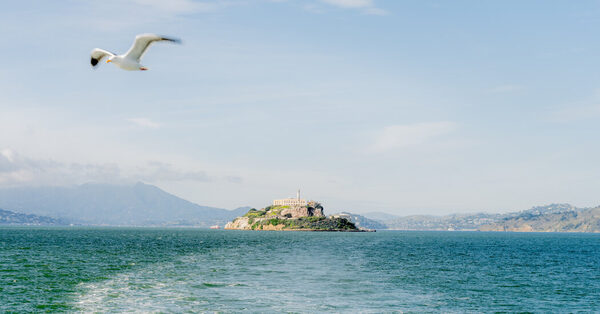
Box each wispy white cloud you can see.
[0,149,239,187]
[0,149,119,186]
[320,0,373,8]
[130,0,221,14]
[370,122,457,153]
[0,149,16,165]
[549,103,600,122]
[127,117,161,129]
[79,0,387,30]
[80,0,222,31]
[488,84,524,94]
[548,88,600,122]
[319,0,386,15]
[364,7,387,15]
[135,161,212,182]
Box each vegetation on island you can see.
[227,204,364,232]
[248,216,357,231]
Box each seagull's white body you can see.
[90,33,181,71]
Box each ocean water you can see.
[1,228,599,312]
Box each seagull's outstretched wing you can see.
[124,33,181,62]
[90,48,115,67]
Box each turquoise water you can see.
[1,228,599,312]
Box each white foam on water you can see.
[72,245,442,313]
[73,255,227,312]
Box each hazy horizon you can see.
[2,1,600,216]
[0,181,592,218]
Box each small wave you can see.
[202,282,247,288]
[202,282,227,288]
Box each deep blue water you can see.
[1,227,599,312]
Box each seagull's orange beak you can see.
[106,60,112,63]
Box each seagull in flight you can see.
[90,34,181,71]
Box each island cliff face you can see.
[225,203,362,231]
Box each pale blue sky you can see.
[2,0,600,215]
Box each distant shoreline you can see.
[2,225,600,234]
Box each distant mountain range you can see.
[0,208,67,225]
[362,203,600,232]
[372,212,503,231]
[0,184,598,233]
[479,204,600,232]
[0,182,248,227]
[330,212,387,230]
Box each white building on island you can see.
[273,189,307,207]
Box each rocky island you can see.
[225,191,367,232]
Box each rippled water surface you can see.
[1,227,599,312]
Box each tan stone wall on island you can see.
[273,198,307,207]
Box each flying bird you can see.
[90,34,181,71]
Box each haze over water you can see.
[1,227,599,312]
